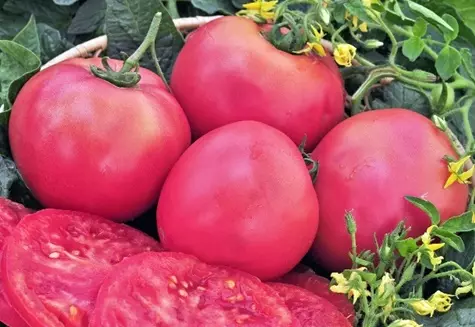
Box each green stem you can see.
[391,25,438,60]
[150,45,170,92]
[331,24,348,44]
[374,14,398,65]
[419,268,472,285]
[166,0,180,19]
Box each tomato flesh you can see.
[310,109,469,272]
[0,198,31,327]
[2,208,162,327]
[157,121,319,281]
[90,251,296,327]
[268,282,352,327]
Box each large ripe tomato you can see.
[310,109,469,272]
[267,282,352,327]
[9,57,191,222]
[0,198,31,327]
[90,252,297,327]
[2,209,163,327]
[157,121,319,281]
[170,16,345,151]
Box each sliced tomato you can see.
[268,282,353,327]
[90,251,297,327]
[277,266,355,323]
[2,208,162,327]
[0,197,32,327]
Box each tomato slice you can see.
[0,197,32,327]
[268,282,353,327]
[277,266,355,323]
[2,208,162,327]
[90,251,297,327]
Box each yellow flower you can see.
[428,291,454,312]
[472,209,475,224]
[294,24,326,57]
[421,225,445,252]
[377,272,395,296]
[330,270,370,304]
[388,320,423,327]
[238,0,277,21]
[444,155,475,189]
[427,250,444,267]
[330,272,350,294]
[333,44,357,67]
[345,11,368,32]
[410,299,436,317]
[455,262,475,298]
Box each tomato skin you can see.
[170,16,345,151]
[8,57,191,222]
[310,109,469,272]
[157,121,319,281]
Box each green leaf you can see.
[0,41,41,111]
[413,17,428,37]
[0,10,29,40]
[344,0,377,25]
[396,238,419,257]
[431,227,465,252]
[444,231,475,270]
[12,15,41,57]
[37,23,74,64]
[3,0,79,30]
[460,48,475,83]
[68,0,106,35]
[416,296,475,326]
[405,196,441,225]
[441,14,459,43]
[402,36,425,62]
[444,0,475,38]
[191,0,235,15]
[407,0,454,32]
[441,211,475,233]
[435,45,462,80]
[370,82,432,117]
[385,1,415,26]
[105,0,185,81]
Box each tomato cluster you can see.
[2,15,469,327]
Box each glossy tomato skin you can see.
[9,58,191,222]
[157,121,319,281]
[310,109,469,272]
[170,16,345,151]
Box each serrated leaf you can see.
[413,17,428,37]
[68,0,106,35]
[396,238,418,257]
[53,0,80,4]
[460,48,475,83]
[37,23,74,64]
[432,227,465,252]
[370,82,431,116]
[441,211,475,233]
[407,0,454,32]
[402,36,425,62]
[435,45,462,80]
[12,15,41,57]
[441,14,459,43]
[405,196,441,225]
[105,0,185,81]
[0,41,41,111]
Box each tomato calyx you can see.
[90,12,169,89]
[299,135,318,183]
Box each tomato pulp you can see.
[1,209,162,327]
[90,252,296,327]
[310,109,469,272]
[170,16,345,151]
[9,57,191,222]
[0,198,31,327]
[268,282,353,327]
[157,121,319,281]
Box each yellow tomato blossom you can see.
[421,225,445,252]
[238,0,277,21]
[410,299,436,317]
[428,291,453,313]
[330,272,350,294]
[333,44,357,67]
[444,155,475,189]
[344,0,379,32]
[294,24,326,56]
[455,263,475,298]
[388,320,423,327]
[330,269,370,304]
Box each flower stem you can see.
[166,0,180,19]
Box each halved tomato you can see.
[0,197,31,327]
[268,282,353,327]
[90,251,297,327]
[1,208,162,327]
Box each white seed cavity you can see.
[170,275,178,284]
[178,289,188,297]
[181,281,189,289]
[48,252,60,259]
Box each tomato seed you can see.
[178,289,188,297]
[225,280,236,289]
[48,252,60,259]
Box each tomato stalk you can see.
[90,12,169,89]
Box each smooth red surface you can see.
[9,57,191,222]
[170,16,345,151]
[0,198,31,327]
[157,121,319,281]
[277,266,355,323]
[90,251,296,327]
[311,109,470,272]
[268,282,352,327]
[2,209,162,327]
